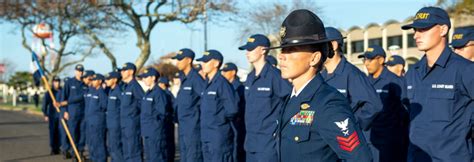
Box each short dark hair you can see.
[336,42,344,53]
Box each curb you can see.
[0,107,44,117]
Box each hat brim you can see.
[450,40,469,48]
[221,67,235,72]
[326,36,346,42]
[385,62,396,66]
[266,39,331,50]
[171,55,186,60]
[106,76,119,80]
[401,22,436,30]
[238,43,257,51]
[138,73,153,78]
[196,57,211,62]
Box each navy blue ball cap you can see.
[358,45,386,59]
[52,76,61,81]
[325,27,344,41]
[238,34,271,51]
[82,70,95,78]
[401,7,451,30]
[172,48,195,60]
[158,77,170,85]
[385,55,405,66]
[265,55,278,66]
[120,62,136,71]
[92,74,105,81]
[106,71,120,80]
[268,9,329,49]
[221,62,238,72]
[325,27,345,45]
[196,50,223,63]
[75,64,84,72]
[138,67,160,78]
[451,28,474,48]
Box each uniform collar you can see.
[415,46,452,69]
[334,56,348,75]
[369,66,390,84]
[321,56,346,79]
[379,67,391,79]
[146,84,157,94]
[251,61,271,78]
[206,71,221,85]
[232,77,241,86]
[433,46,452,68]
[180,68,198,81]
[293,74,325,103]
[291,76,315,98]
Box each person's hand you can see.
[63,112,69,120]
[44,116,49,122]
[53,102,61,108]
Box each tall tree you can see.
[234,0,321,42]
[102,0,236,70]
[233,0,321,58]
[436,0,474,15]
[0,2,112,81]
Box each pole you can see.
[32,52,82,162]
[203,0,208,51]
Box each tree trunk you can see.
[134,41,151,71]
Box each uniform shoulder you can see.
[217,74,233,88]
[153,86,168,97]
[345,62,368,77]
[316,83,350,107]
[450,52,472,66]
[384,68,400,81]
[267,65,283,77]
[310,83,352,117]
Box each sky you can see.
[0,0,437,77]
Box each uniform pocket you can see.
[284,125,311,143]
[428,89,454,122]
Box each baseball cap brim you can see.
[358,53,379,59]
[385,61,397,66]
[106,76,119,80]
[401,22,436,30]
[196,56,212,62]
[221,67,234,71]
[450,40,469,48]
[238,43,258,51]
[171,55,187,60]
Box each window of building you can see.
[388,35,402,47]
[369,38,382,46]
[408,34,416,47]
[351,41,364,53]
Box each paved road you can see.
[0,109,68,162]
[0,109,182,162]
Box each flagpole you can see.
[32,52,82,162]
